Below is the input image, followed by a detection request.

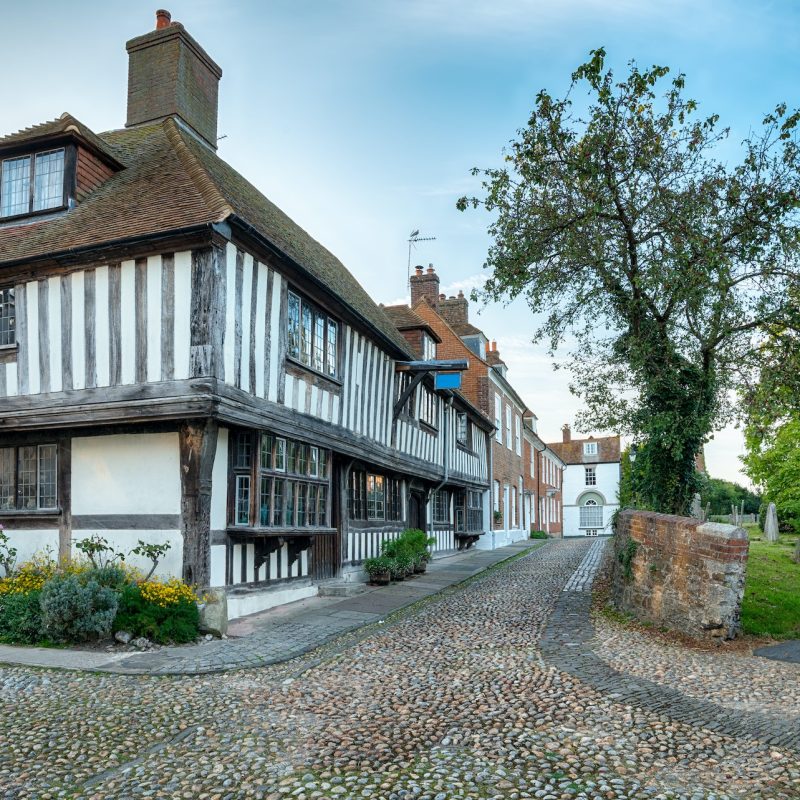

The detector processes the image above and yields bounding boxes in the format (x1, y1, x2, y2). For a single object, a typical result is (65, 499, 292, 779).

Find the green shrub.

(85, 565, 130, 590)
(530, 529, 548, 539)
(0, 589, 44, 644)
(40, 575, 118, 642)
(113, 583, 199, 644)
(363, 556, 393, 579)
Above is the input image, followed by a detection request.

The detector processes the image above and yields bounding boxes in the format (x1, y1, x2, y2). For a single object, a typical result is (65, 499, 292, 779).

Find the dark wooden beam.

(179, 418, 218, 587)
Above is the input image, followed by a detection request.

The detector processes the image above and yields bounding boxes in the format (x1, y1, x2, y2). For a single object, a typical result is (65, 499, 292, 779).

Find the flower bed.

(0, 532, 200, 647)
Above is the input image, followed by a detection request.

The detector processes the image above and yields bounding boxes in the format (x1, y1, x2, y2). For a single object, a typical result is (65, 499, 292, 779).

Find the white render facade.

(562, 460, 620, 537)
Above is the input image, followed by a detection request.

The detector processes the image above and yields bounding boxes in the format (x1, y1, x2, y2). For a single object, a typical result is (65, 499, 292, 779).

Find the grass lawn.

(740, 523, 800, 639)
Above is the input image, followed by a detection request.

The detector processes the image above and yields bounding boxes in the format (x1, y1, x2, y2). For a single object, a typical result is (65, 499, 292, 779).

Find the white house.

(548, 426, 620, 537)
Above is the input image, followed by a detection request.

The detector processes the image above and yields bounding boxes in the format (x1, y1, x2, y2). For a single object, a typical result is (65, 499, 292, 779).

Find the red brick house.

(387, 265, 536, 548)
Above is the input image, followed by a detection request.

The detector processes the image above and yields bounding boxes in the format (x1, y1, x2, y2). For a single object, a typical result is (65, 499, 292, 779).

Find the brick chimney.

(562, 424, 571, 443)
(485, 340, 505, 367)
(125, 10, 223, 149)
(410, 264, 440, 306)
(437, 290, 469, 328)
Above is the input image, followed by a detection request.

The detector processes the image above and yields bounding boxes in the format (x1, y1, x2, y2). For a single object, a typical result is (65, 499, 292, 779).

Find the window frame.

(494, 396, 502, 443)
(585, 466, 596, 486)
(348, 469, 404, 523)
(286, 289, 339, 381)
(230, 430, 332, 531)
(419, 385, 438, 430)
(580, 498, 603, 529)
(432, 489, 450, 524)
(0, 287, 15, 349)
(0, 442, 59, 513)
(583, 441, 598, 456)
(0, 147, 68, 221)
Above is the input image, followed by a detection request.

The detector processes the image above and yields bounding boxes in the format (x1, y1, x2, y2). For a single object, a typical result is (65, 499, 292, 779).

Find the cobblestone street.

(2, 539, 798, 800)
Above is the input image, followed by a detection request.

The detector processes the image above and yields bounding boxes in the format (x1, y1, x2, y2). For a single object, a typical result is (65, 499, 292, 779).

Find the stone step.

(317, 581, 367, 598)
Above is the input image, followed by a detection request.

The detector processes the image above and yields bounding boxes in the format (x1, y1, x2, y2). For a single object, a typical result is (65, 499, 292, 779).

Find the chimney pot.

(458, 290, 464, 298)
(415, 266, 423, 275)
(562, 424, 571, 443)
(439, 293, 445, 300)
(427, 264, 435, 274)
(491, 340, 497, 351)
(155, 9, 172, 29)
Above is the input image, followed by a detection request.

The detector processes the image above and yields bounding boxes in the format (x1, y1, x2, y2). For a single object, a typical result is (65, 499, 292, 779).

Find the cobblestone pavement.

(1, 538, 799, 800)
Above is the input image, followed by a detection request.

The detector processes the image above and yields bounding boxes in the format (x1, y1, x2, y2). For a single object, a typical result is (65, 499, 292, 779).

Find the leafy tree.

(743, 418, 800, 534)
(459, 48, 800, 515)
(698, 475, 760, 516)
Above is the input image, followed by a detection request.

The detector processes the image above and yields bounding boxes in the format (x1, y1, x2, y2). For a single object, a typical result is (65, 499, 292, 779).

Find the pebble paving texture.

(1, 539, 798, 800)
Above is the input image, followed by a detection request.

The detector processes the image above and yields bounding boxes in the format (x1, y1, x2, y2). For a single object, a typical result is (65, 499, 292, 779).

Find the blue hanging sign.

(435, 372, 461, 390)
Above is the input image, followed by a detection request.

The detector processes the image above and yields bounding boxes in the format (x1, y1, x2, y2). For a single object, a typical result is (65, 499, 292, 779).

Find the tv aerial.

(407, 229, 436, 288)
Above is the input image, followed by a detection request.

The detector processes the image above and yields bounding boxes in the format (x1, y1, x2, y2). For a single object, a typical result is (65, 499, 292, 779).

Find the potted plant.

(390, 552, 412, 581)
(363, 556, 393, 586)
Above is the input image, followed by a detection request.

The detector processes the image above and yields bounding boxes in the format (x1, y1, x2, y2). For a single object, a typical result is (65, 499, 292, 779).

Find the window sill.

(228, 526, 335, 537)
(0, 203, 68, 226)
(0, 343, 18, 365)
(0, 508, 60, 517)
(285, 356, 342, 389)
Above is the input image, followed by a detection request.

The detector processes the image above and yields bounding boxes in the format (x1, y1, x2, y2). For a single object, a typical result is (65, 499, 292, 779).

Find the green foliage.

(743, 418, 800, 534)
(698, 475, 760, 516)
(130, 539, 172, 581)
(529, 529, 548, 539)
(73, 534, 125, 569)
(40, 575, 118, 642)
(113, 583, 198, 644)
(363, 556, 393, 578)
(618, 538, 638, 581)
(459, 48, 800, 515)
(0, 526, 17, 578)
(0, 589, 44, 644)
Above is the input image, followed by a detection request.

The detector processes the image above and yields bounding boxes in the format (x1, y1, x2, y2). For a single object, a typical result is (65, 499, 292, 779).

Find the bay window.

(287, 290, 338, 378)
(232, 430, 331, 529)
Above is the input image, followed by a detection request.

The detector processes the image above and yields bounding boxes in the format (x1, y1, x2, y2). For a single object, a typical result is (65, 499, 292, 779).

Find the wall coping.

(619, 509, 747, 541)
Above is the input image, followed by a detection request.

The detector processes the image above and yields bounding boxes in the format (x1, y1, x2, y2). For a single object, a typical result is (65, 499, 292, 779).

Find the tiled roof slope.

(548, 435, 621, 464)
(382, 304, 441, 341)
(0, 116, 411, 356)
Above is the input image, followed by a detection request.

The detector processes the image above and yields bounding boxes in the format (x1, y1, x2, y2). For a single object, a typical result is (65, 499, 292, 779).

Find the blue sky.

(3, 0, 798, 485)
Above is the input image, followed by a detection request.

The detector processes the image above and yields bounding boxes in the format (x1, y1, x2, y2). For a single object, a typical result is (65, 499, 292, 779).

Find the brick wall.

(612, 510, 749, 639)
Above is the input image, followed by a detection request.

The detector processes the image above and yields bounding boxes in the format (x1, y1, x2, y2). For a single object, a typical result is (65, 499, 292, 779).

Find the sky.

(3, 0, 798, 486)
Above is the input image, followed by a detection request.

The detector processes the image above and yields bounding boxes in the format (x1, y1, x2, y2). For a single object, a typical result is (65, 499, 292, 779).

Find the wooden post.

(57, 437, 72, 563)
(180, 418, 218, 587)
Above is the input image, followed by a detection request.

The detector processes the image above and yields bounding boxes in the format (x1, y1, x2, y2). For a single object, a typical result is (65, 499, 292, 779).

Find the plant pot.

(370, 570, 391, 586)
(392, 573, 405, 581)
(413, 562, 426, 574)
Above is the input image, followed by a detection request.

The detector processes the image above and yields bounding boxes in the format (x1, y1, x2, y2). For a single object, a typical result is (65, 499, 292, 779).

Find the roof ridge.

(162, 118, 233, 222)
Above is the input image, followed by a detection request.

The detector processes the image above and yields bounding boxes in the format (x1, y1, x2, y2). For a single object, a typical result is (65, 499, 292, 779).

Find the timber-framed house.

(0, 11, 491, 617)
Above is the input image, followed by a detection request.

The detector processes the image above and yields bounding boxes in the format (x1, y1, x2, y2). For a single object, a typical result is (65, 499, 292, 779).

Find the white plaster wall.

(3, 529, 59, 569)
(210, 544, 226, 587)
(210, 428, 229, 531)
(562, 462, 620, 537)
(227, 583, 318, 621)
(68, 529, 183, 578)
(72, 433, 181, 515)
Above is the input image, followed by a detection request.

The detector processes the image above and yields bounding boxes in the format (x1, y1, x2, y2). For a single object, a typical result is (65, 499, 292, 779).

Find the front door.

(409, 490, 427, 531)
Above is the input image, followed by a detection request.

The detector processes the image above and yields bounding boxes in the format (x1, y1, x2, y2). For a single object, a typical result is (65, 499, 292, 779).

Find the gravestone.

(690, 493, 703, 519)
(764, 502, 779, 543)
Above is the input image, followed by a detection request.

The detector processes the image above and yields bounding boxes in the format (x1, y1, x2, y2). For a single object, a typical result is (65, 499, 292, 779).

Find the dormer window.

(421, 333, 436, 361)
(583, 441, 598, 456)
(0, 148, 66, 219)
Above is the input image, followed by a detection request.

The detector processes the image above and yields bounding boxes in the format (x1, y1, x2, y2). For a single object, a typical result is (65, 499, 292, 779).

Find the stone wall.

(612, 510, 749, 639)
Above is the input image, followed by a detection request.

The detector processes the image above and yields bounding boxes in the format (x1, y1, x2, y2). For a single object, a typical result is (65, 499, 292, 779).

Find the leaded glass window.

(287, 290, 339, 378)
(1, 149, 65, 218)
(0, 444, 58, 511)
(0, 289, 14, 347)
(232, 430, 331, 529)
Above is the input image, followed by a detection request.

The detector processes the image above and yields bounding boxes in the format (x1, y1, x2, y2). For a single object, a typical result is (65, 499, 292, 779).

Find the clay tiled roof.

(382, 304, 441, 342)
(548, 435, 621, 465)
(0, 113, 123, 165)
(451, 321, 484, 337)
(0, 116, 411, 356)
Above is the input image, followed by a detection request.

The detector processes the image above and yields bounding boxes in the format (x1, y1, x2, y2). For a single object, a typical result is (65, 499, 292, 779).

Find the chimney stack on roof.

(562, 424, 571, 443)
(410, 263, 440, 306)
(125, 9, 223, 149)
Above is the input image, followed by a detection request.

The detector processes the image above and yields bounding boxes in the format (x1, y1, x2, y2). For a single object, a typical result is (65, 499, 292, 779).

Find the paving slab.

(754, 639, 800, 663)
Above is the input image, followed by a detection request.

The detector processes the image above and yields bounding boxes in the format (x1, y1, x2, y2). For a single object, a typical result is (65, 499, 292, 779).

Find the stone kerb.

(612, 509, 749, 640)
